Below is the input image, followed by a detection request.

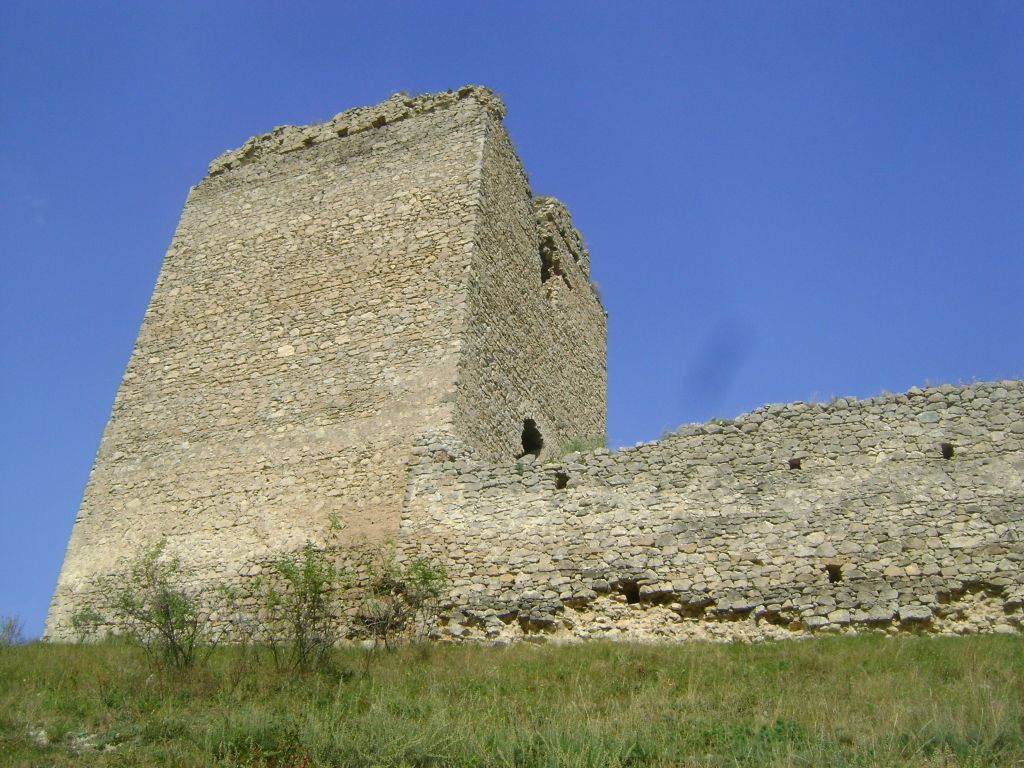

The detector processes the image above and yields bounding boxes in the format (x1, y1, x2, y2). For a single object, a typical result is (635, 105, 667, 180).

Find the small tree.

(358, 554, 447, 650)
(94, 541, 215, 669)
(248, 540, 346, 671)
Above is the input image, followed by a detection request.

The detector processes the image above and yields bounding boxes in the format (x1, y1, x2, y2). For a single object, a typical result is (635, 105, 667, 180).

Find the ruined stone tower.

(46, 86, 607, 638)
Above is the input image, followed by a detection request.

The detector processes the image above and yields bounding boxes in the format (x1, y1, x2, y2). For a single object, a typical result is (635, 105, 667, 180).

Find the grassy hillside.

(1, 636, 1021, 767)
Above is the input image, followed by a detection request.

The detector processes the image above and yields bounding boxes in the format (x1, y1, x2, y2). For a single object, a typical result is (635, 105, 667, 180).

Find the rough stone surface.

(47, 86, 1022, 644)
(399, 380, 1024, 641)
(46, 86, 606, 639)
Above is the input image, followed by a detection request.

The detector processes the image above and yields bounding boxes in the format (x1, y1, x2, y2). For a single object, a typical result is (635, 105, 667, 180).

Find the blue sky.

(2, 2, 1022, 638)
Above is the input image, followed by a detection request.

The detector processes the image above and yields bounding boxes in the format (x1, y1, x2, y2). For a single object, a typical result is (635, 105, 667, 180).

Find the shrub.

(92, 540, 218, 669)
(358, 554, 447, 650)
(70, 608, 105, 642)
(247, 540, 347, 671)
(0, 615, 23, 645)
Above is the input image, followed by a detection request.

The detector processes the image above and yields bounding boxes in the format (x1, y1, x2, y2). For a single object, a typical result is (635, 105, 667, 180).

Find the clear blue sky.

(2, 2, 1022, 638)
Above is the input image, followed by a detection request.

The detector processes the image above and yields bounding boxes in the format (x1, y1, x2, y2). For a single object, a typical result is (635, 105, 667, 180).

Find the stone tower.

(46, 86, 607, 638)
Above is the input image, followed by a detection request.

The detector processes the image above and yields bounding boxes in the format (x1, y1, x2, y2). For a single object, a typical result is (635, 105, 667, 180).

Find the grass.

(0, 635, 1021, 767)
(557, 435, 606, 456)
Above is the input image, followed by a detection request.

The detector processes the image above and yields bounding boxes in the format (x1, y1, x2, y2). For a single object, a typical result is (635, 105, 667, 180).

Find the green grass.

(557, 435, 606, 456)
(1, 635, 1021, 767)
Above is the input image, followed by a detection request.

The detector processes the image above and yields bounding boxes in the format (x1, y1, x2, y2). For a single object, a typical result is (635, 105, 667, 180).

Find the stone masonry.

(48, 86, 1021, 643)
(401, 381, 1023, 641)
(46, 86, 606, 639)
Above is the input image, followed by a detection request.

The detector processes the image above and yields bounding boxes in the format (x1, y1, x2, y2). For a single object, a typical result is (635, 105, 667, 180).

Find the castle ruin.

(47, 86, 1023, 642)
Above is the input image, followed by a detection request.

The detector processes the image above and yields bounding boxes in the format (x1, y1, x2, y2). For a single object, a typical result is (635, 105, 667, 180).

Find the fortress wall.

(49, 84, 1019, 647)
(453, 114, 607, 462)
(47, 91, 498, 638)
(399, 381, 1024, 642)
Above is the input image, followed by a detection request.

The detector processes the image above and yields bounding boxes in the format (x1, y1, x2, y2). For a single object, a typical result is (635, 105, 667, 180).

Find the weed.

(558, 433, 606, 456)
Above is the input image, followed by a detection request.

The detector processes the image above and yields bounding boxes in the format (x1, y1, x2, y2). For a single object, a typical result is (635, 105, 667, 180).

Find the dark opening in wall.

(520, 419, 543, 458)
(788, 457, 803, 470)
(554, 471, 569, 490)
(941, 442, 955, 460)
(539, 236, 572, 289)
(619, 580, 641, 604)
(825, 564, 843, 583)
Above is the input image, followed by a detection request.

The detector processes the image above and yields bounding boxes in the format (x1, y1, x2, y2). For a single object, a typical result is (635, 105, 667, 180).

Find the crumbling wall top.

(534, 195, 592, 279)
(208, 85, 506, 176)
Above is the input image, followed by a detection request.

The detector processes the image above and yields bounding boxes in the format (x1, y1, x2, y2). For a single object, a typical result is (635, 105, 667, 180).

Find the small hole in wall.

(619, 580, 641, 604)
(554, 471, 569, 490)
(788, 457, 802, 470)
(825, 564, 843, 583)
(941, 442, 955, 460)
(520, 419, 543, 458)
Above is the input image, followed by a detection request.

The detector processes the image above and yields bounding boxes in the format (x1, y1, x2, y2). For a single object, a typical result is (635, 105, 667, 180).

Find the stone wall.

(399, 381, 1024, 642)
(48, 83, 1020, 646)
(453, 115, 607, 461)
(46, 86, 608, 639)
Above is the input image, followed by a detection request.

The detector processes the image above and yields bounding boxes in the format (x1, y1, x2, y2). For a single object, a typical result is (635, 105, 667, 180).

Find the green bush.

(90, 540, 218, 670)
(357, 554, 447, 649)
(72, 515, 449, 667)
(69, 608, 105, 643)
(246, 541, 347, 671)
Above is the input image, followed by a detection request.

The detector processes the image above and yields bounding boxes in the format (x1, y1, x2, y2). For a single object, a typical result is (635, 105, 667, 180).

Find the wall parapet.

(534, 196, 593, 281)
(208, 85, 506, 176)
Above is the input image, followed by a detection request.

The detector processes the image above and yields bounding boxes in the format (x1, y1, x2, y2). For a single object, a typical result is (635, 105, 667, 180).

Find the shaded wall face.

(401, 382, 1024, 642)
(455, 117, 607, 462)
(47, 102, 487, 637)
